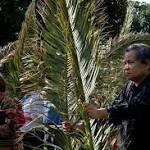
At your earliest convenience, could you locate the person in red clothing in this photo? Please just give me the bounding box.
[0,74,25,150]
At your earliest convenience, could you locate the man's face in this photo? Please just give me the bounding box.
[123,50,149,82]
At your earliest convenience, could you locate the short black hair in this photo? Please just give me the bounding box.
[0,74,6,92]
[126,43,150,64]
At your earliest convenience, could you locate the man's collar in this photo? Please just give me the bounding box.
[131,74,150,89]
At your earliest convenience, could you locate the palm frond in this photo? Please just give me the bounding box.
[35,0,108,149]
[110,32,150,57]
[119,5,133,35]
[107,4,150,57]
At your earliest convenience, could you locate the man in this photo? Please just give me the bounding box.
[84,43,150,150]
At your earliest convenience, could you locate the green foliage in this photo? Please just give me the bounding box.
[0,1,39,98]
[0,0,31,46]
[1,0,107,149]
[95,0,128,38]
[35,1,106,149]
[130,1,150,33]
[0,0,150,150]
[0,0,128,46]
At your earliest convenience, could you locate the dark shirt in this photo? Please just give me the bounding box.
[108,75,150,150]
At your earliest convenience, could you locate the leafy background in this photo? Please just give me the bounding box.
[0,0,150,149]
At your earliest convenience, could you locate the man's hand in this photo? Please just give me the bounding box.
[84,103,109,119]
[62,120,84,133]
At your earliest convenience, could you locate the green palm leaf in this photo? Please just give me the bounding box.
[108,5,150,57]
[35,0,107,149]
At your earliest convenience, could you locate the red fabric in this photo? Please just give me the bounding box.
[111,138,118,150]
[0,94,25,139]
[16,102,25,128]
[17,110,25,128]
[113,142,118,150]
[0,93,24,150]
